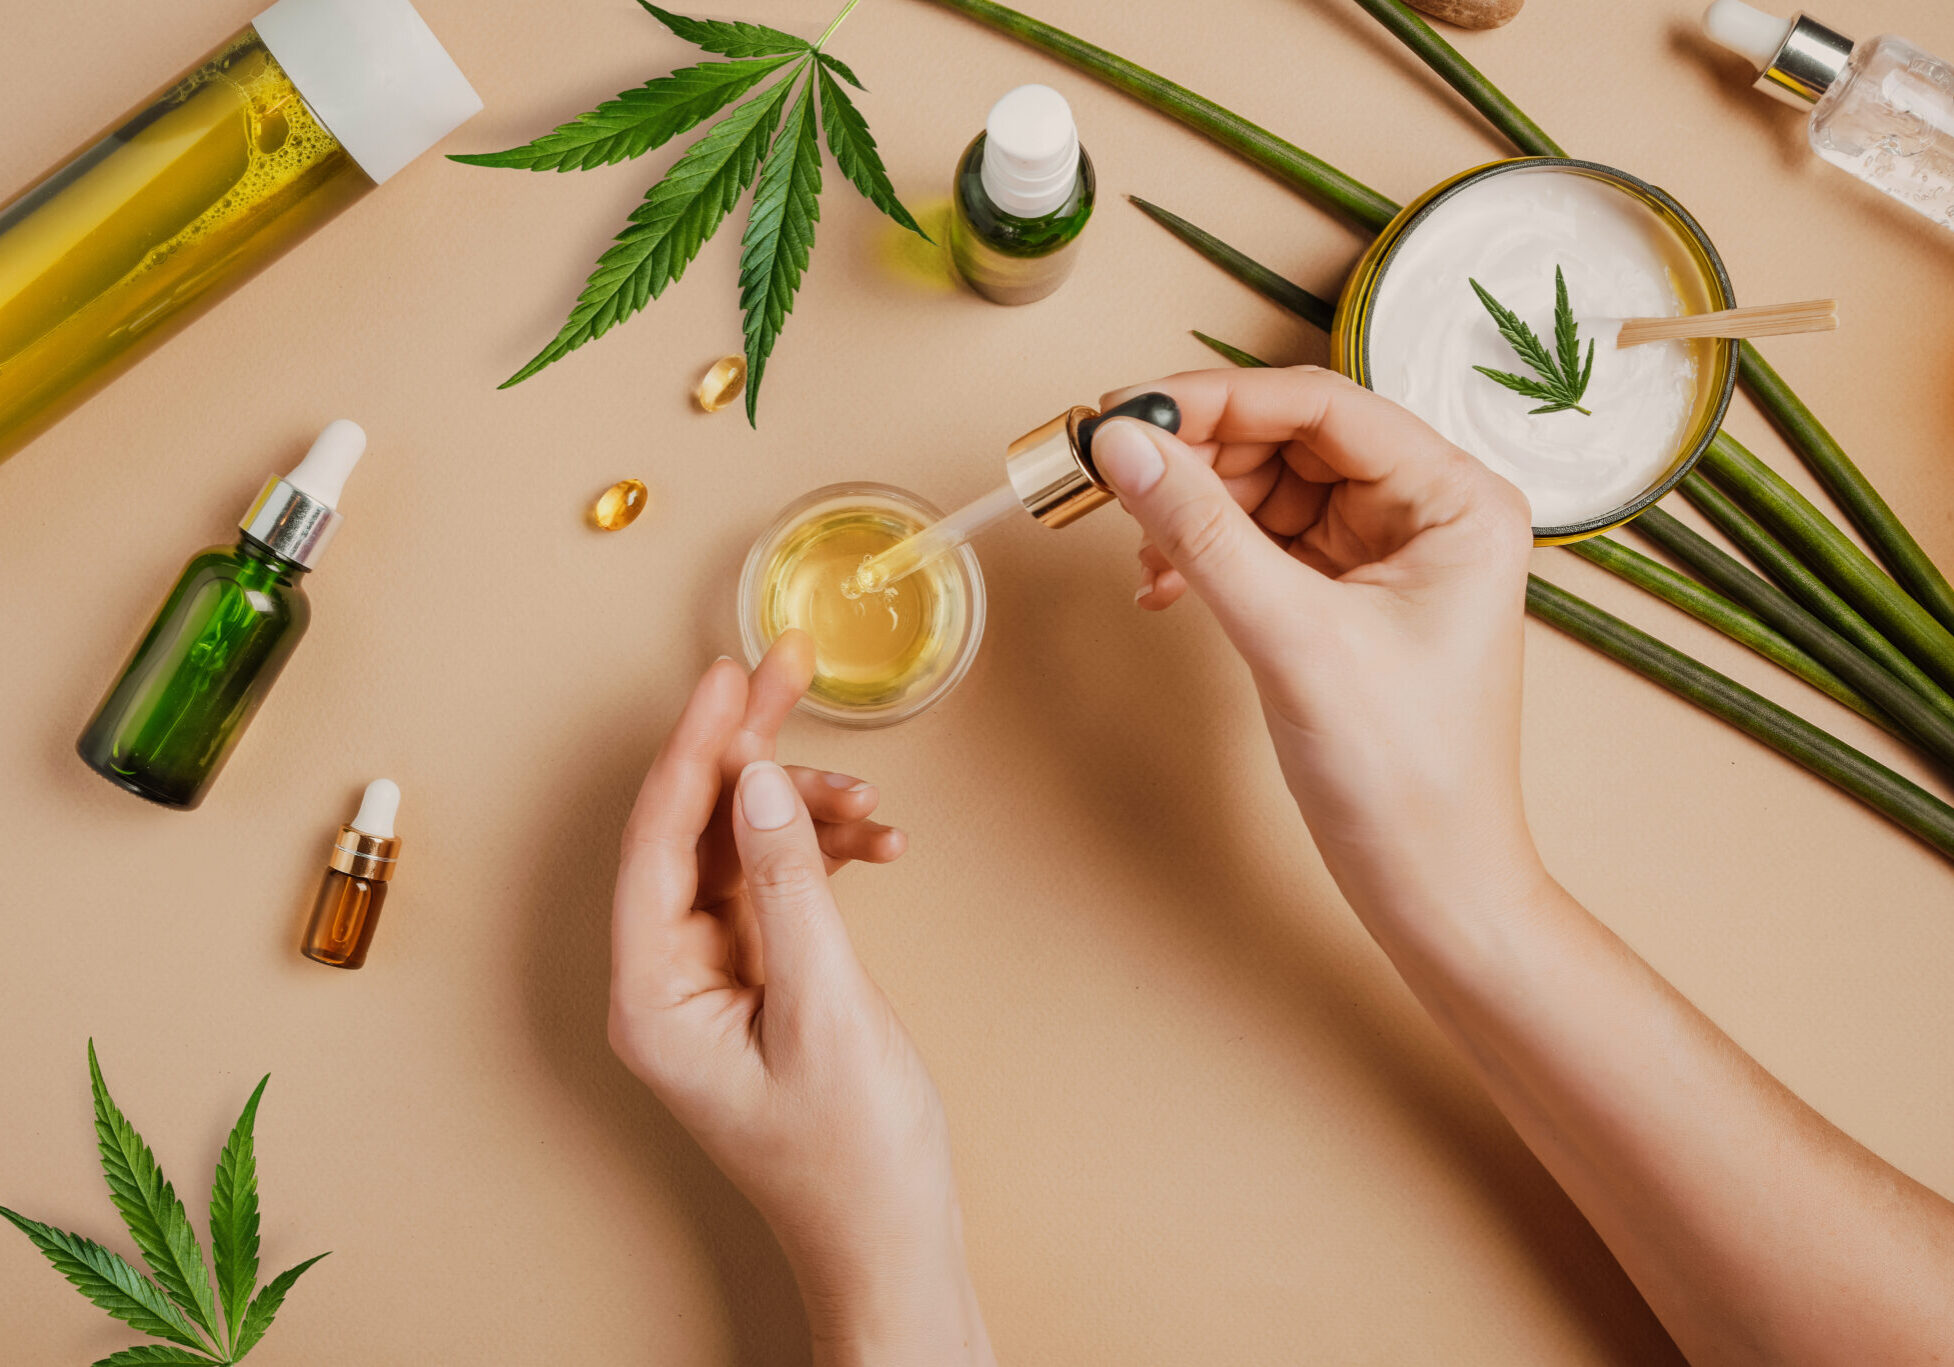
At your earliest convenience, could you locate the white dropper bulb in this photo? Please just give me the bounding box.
[350,778,400,838]
[285,419,367,509]
[1703,0,1794,70]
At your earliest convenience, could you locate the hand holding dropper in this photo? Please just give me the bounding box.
[842,392,1182,597]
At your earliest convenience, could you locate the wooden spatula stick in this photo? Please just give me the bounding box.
[1616,300,1838,347]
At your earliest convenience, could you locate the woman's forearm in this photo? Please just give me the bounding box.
[1346,839,1954,1365]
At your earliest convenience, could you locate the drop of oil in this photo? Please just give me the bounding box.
[591,479,648,531]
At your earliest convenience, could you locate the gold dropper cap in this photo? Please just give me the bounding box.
[328,825,401,881]
[1004,392,1182,529]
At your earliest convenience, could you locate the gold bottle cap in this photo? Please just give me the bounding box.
[329,825,401,881]
[326,779,402,880]
[1004,393,1183,529]
[1005,406,1105,528]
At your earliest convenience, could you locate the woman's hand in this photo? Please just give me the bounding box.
[609,633,992,1366]
[1092,365,1541,918]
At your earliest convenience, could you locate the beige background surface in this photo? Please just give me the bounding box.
[3,0,1953,1361]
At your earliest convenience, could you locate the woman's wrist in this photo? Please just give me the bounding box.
[784,1198,993,1367]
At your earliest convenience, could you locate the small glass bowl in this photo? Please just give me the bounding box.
[738,483,987,728]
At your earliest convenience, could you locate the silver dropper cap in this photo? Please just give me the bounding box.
[240,477,342,567]
[238,420,367,569]
[1755,13,1854,107]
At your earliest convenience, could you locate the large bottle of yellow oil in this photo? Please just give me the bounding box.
[0,0,480,463]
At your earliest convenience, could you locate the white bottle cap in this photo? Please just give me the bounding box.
[1702,0,1794,71]
[255,0,482,184]
[351,778,401,838]
[285,419,367,509]
[980,85,1081,218]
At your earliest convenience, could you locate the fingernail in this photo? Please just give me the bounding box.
[1134,575,1156,602]
[822,771,871,792]
[739,761,798,830]
[1093,419,1165,496]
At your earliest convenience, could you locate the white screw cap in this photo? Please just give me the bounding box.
[285,419,367,508]
[981,85,1080,218]
[351,778,400,838]
[1703,0,1794,70]
[255,0,482,184]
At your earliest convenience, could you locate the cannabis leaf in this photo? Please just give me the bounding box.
[453,0,929,425]
[1469,265,1596,416]
[448,57,798,172]
[634,1,809,59]
[207,1076,267,1336]
[0,1209,210,1350]
[3,1044,326,1364]
[89,1041,220,1342]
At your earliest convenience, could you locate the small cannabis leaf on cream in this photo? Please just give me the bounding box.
[1469,265,1595,416]
[0,1042,326,1365]
[451,0,926,425]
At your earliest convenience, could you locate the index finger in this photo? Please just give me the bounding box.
[1102,366,1463,486]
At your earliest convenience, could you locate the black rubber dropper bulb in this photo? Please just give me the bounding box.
[1075,392,1182,471]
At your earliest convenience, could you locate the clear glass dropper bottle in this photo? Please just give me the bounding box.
[1703,1,1954,230]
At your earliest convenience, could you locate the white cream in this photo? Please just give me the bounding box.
[1366,168,1704,528]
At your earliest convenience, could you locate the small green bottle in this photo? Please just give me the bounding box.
[77,420,368,809]
[948,84,1095,305]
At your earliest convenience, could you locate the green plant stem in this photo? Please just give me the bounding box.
[916,0,1399,231]
[1566,536,1898,738]
[1674,475,1954,720]
[1344,0,1564,157]
[1191,331,1276,369]
[1526,575,1954,860]
[1344,0,1954,640]
[1131,196,1336,330]
[1629,506,1954,770]
[1736,345,1954,633]
[814,0,863,48]
[1698,432,1954,694]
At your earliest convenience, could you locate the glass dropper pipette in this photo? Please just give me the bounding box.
[841,392,1182,597]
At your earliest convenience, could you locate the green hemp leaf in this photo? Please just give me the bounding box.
[1468,265,1596,416]
[0,1043,326,1365]
[453,0,929,426]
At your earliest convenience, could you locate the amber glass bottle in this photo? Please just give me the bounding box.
[301,779,402,969]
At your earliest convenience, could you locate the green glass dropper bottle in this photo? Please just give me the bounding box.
[76,420,368,809]
[948,84,1095,305]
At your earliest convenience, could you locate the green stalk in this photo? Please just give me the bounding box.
[916,0,1398,231]
[1565,536,1898,738]
[1344,0,1564,157]
[1737,346,1954,633]
[1629,506,1954,769]
[1526,575,1954,861]
[1191,331,1276,369]
[1131,197,1337,331]
[1698,432,1954,693]
[1342,0,1954,637]
[1674,475,1954,718]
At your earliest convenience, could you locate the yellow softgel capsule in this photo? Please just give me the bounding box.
[694,355,747,413]
[591,479,648,531]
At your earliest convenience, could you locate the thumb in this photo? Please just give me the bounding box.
[1091,417,1299,643]
[733,760,861,1018]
